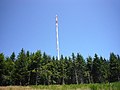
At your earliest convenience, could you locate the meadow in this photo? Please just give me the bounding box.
[0,82,120,90]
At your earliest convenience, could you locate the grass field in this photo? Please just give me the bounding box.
[0,82,120,90]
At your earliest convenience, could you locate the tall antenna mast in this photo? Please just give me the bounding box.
[56,15,60,60]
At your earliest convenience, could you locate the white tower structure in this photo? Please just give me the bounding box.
[56,15,60,60]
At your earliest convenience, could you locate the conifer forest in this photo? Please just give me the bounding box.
[0,48,120,86]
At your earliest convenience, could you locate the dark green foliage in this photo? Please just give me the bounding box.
[92,54,101,83]
[109,53,120,82]
[4,57,14,85]
[0,53,5,85]
[12,48,29,85]
[0,49,120,85]
[10,52,15,62]
[86,56,93,83]
[76,53,86,84]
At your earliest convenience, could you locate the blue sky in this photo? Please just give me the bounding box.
[0,0,120,59]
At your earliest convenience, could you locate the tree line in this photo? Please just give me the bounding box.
[0,48,120,86]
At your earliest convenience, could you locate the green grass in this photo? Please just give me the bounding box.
[30,82,120,90]
[0,82,120,90]
[30,84,89,90]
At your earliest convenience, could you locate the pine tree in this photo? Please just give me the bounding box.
[72,53,78,84]
[33,50,42,85]
[110,53,119,82]
[12,48,28,85]
[5,57,14,85]
[0,53,5,85]
[76,53,86,84]
[40,55,52,85]
[65,57,73,84]
[86,56,93,83]
[99,56,108,83]
[51,57,61,84]
[10,52,15,62]
[117,54,120,81]
[92,54,101,83]
[59,55,66,84]
[26,51,31,85]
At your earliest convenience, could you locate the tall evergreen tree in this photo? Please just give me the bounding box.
[86,56,93,83]
[0,53,5,85]
[117,54,120,81]
[92,54,101,83]
[10,52,15,62]
[32,50,42,85]
[99,56,108,83]
[5,57,14,85]
[110,53,119,82]
[72,53,78,84]
[40,55,53,85]
[12,48,28,85]
[59,55,66,85]
[65,57,74,84]
[51,57,61,84]
[26,51,31,85]
[76,53,86,84]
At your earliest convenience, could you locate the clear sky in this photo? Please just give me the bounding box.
[0,0,120,59]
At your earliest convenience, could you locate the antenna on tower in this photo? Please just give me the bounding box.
[56,15,60,60]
